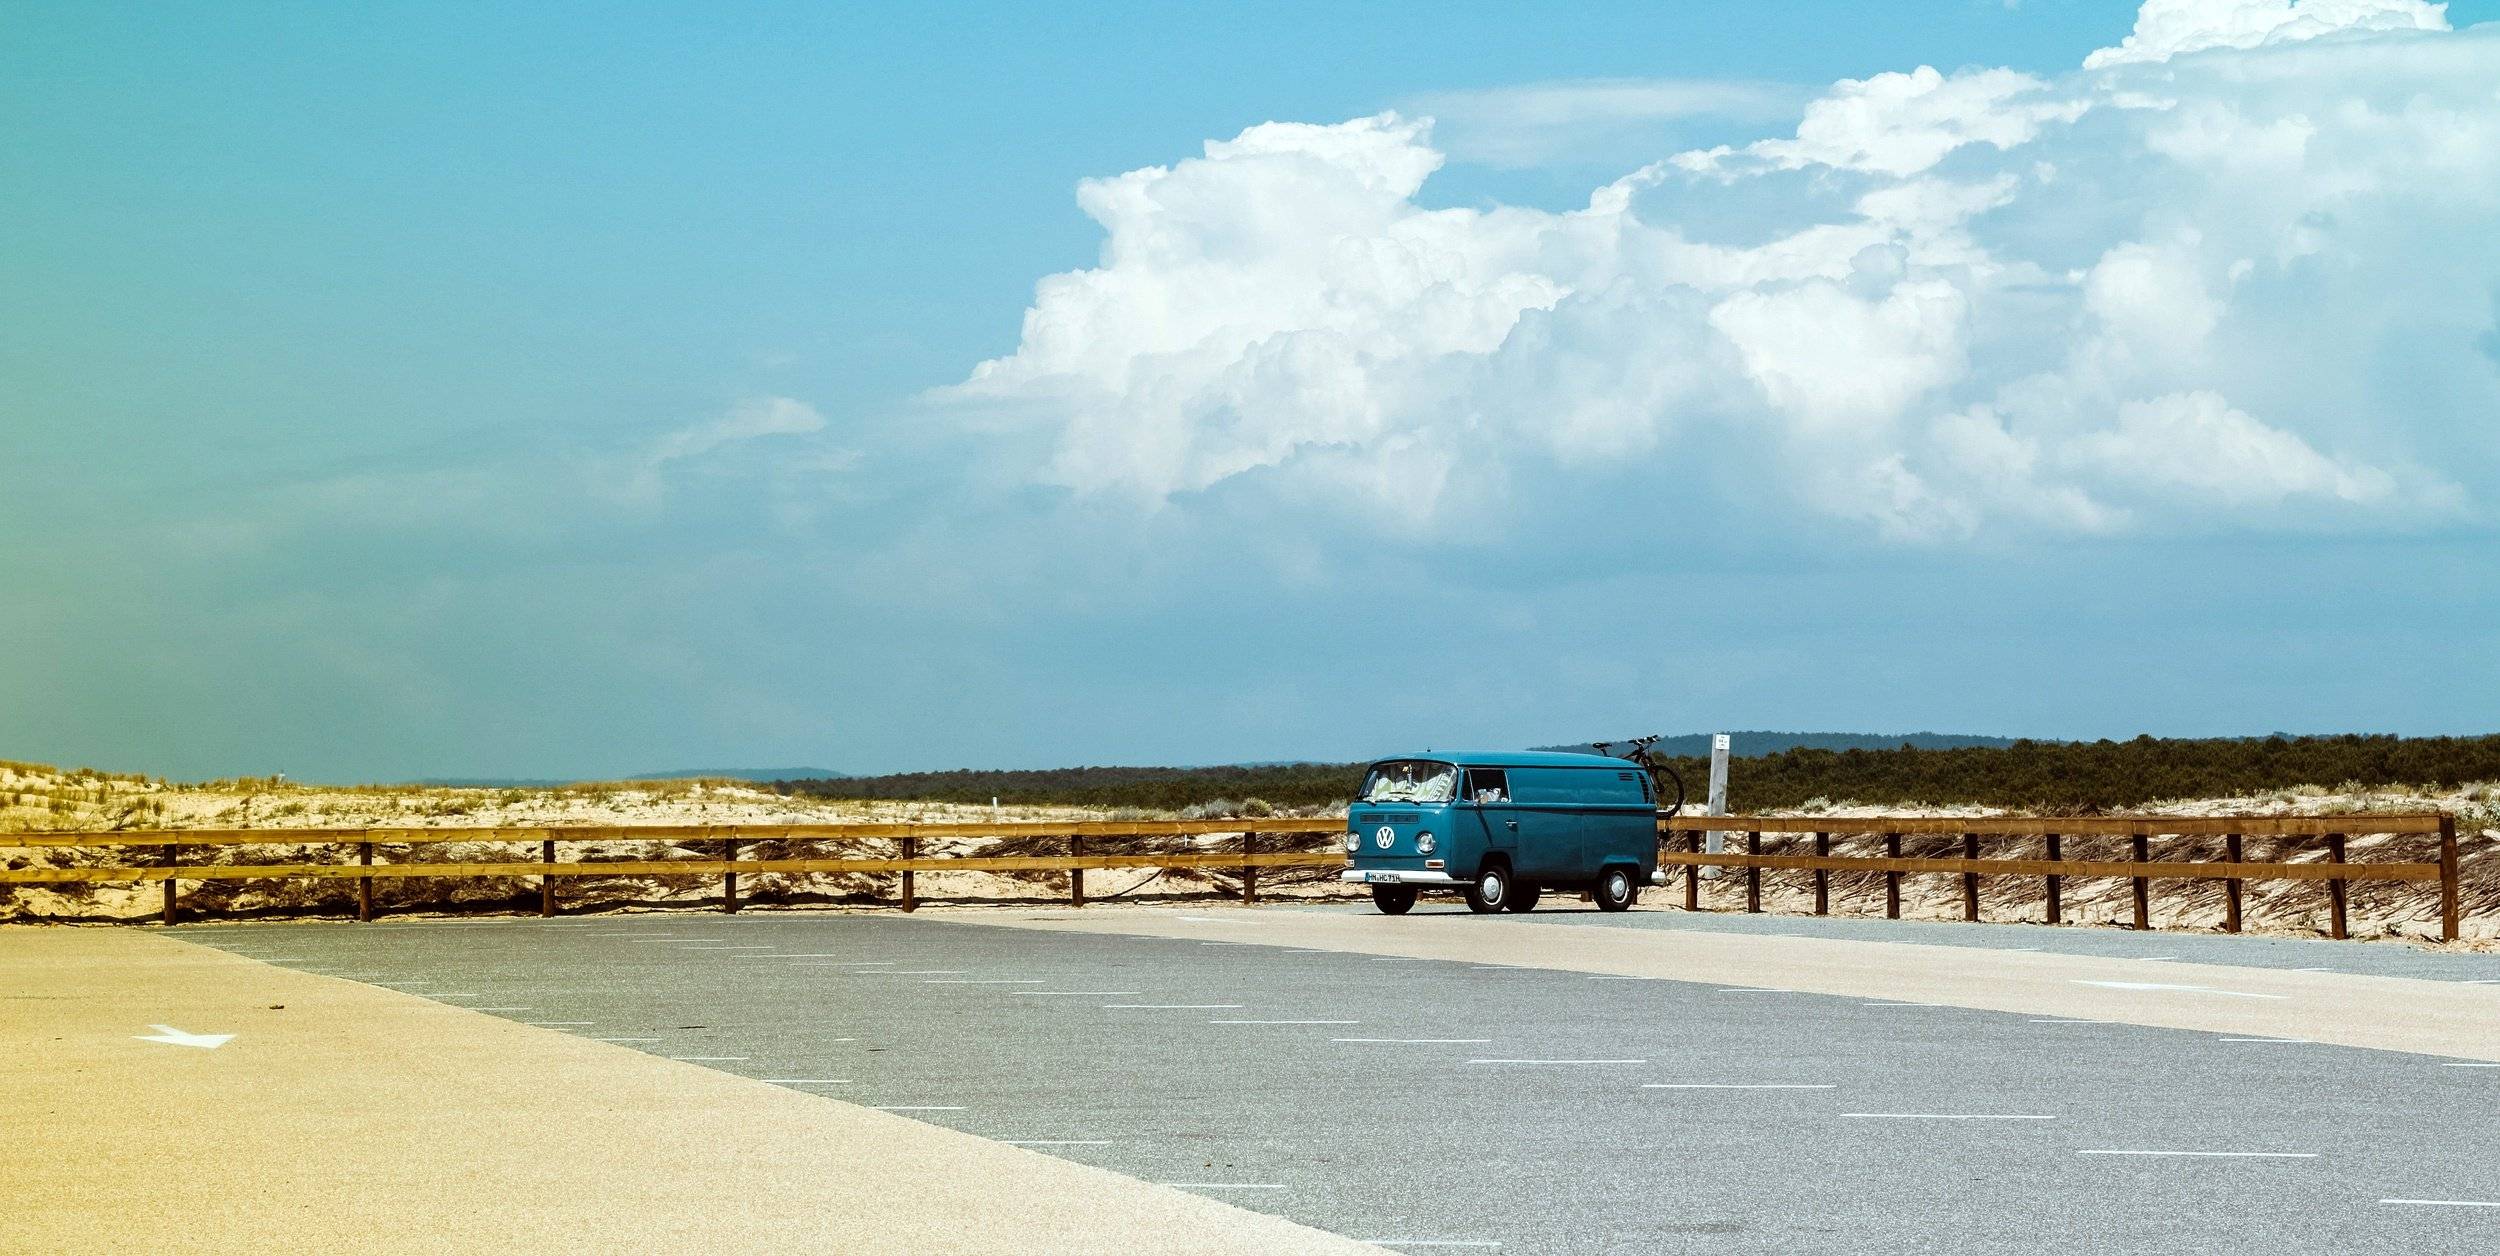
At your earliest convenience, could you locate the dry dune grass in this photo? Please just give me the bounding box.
[0,760,1344,921]
[2,759,2491,940]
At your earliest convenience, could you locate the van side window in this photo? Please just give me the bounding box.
[1465,769,1509,804]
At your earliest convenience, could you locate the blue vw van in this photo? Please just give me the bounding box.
[1339,751,1664,915]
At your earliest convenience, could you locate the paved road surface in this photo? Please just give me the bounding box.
[156,906,2500,1254]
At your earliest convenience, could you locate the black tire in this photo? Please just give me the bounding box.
[1371,884,1418,915]
[1464,863,1512,914]
[1595,865,1638,912]
[1504,883,1542,913]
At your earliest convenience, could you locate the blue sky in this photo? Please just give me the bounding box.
[5,1,2497,781]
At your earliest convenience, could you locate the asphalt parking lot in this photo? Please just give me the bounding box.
[168,907,2500,1254]
[1329,900,2500,982]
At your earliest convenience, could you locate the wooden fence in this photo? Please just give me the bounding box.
[3,811,2473,940]
[1660,813,2464,941]
[0,819,1350,923]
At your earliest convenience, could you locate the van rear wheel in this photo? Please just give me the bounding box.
[1504,883,1541,913]
[1464,864,1511,914]
[1595,865,1638,912]
[1370,884,1418,915]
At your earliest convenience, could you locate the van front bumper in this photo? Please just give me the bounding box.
[1341,869,1466,887]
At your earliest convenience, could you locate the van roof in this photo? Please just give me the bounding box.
[1368,750,1640,770]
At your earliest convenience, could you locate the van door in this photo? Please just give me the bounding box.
[1503,768,1574,881]
[1464,769,1516,868]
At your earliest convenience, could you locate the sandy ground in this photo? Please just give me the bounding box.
[0,926,1378,1256]
[0,763,1344,920]
[4,761,2492,940]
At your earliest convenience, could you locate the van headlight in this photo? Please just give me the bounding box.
[1415,832,1436,854]
[1344,832,1360,852]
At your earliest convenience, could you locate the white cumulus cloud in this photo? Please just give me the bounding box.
[2084,0,2447,68]
[941,0,2492,544]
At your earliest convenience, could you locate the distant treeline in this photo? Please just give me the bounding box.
[778,734,2500,813]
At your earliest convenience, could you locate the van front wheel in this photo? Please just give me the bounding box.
[1595,866,1638,912]
[1371,885,1418,915]
[1464,865,1511,914]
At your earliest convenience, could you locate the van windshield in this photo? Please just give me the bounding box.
[1358,760,1457,803]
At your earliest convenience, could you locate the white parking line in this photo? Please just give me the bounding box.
[2074,980,2286,999]
[2437,1062,2500,1068]
[1104,1004,1244,1010]
[2381,1198,2500,1208]
[1335,1038,1493,1045]
[2460,979,2500,985]
[1644,1084,1835,1090]
[1210,1020,1359,1025]
[1844,1113,2055,1121]
[2077,1150,2316,1158]
[1467,1059,1645,1066]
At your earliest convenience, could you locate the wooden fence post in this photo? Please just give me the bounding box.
[359,840,376,922]
[1961,831,1980,922]
[1241,830,1258,905]
[1069,835,1085,908]
[1883,833,1901,920]
[723,836,739,914]
[2044,833,2062,926]
[1683,829,1700,911]
[2439,814,2460,944]
[899,836,917,912]
[159,840,177,926]
[1812,831,1829,916]
[2131,834,2151,930]
[2326,832,2347,940]
[1744,831,1761,914]
[2222,834,2242,934]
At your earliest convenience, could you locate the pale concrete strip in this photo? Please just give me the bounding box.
[959,908,2500,1061]
[0,928,1381,1256]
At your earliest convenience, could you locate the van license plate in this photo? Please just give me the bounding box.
[1371,872,1400,884]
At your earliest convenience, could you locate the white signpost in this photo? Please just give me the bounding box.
[1702,733,1730,878]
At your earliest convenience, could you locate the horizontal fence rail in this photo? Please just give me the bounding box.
[1659,813,2463,942]
[3,811,2473,939]
[0,818,1349,922]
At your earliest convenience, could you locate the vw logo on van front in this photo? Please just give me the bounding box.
[1374,825,1395,850]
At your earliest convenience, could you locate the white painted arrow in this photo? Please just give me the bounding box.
[135,1024,234,1049]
